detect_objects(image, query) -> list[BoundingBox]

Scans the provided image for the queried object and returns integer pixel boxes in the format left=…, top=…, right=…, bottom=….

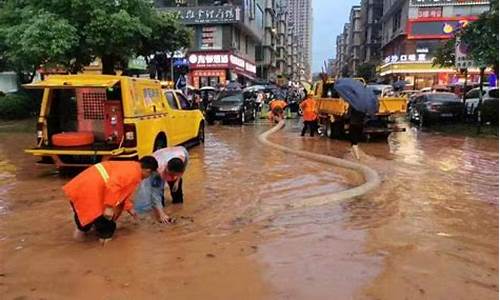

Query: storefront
left=187, top=51, right=256, bottom=89
left=378, top=59, right=487, bottom=90
left=378, top=36, right=492, bottom=89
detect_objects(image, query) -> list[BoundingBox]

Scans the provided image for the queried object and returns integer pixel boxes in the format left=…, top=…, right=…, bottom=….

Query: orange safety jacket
left=300, top=97, right=318, bottom=121
left=270, top=100, right=287, bottom=111
left=63, top=161, right=142, bottom=226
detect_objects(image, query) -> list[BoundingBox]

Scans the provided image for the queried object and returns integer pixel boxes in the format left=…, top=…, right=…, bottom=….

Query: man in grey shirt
left=133, top=146, right=189, bottom=223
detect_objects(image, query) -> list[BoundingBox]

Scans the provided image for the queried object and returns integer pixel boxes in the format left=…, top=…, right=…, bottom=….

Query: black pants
left=301, top=121, right=317, bottom=136
left=164, top=178, right=184, bottom=204
left=349, top=124, right=364, bottom=146
left=71, top=204, right=116, bottom=239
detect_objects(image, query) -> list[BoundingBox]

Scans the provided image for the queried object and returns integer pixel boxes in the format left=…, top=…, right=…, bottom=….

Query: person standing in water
left=300, top=92, right=318, bottom=137
left=348, top=106, right=366, bottom=160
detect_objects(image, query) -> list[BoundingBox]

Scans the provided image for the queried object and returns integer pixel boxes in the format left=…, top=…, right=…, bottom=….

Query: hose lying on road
left=258, top=120, right=381, bottom=208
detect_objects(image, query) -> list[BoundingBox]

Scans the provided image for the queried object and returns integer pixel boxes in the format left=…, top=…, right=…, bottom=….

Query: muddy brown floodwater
left=0, top=119, right=498, bottom=300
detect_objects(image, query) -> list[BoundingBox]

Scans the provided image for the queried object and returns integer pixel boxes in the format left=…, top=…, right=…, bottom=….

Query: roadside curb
left=258, top=120, right=382, bottom=208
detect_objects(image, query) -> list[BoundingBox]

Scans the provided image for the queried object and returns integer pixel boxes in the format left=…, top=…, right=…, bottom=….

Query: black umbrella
left=335, top=78, right=379, bottom=115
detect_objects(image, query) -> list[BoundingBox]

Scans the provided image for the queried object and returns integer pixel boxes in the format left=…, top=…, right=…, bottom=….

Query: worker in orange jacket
left=63, top=156, right=158, bottom=243
left=300, top=92, right=318, bottom=137
left=268, top=98, right=287, bottom=123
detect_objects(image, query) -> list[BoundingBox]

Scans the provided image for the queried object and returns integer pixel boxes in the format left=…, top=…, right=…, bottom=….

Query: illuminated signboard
left=161, top=6, right=242, bottom=25
left=407, top=17, right=477, bottom=39
left=188, top=51, right=256, bottom=76
left=410, top=0, right=490, bottom=6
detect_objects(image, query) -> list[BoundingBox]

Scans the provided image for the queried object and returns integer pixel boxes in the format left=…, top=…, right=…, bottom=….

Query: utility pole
left=476, top=67, right=485, bottom=134
left=461, top=68, right=468, bottom=103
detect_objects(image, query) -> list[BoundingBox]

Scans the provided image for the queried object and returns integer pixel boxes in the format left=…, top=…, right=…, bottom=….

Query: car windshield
left=429, top=94, right=459, bottom=102
left=219, top=93, right=244, bottom=102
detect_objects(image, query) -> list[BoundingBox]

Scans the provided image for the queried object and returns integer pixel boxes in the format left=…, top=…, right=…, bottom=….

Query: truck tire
left=197, top=122, right=205, bottom=144
left=153, top=134, right=167, bottom=151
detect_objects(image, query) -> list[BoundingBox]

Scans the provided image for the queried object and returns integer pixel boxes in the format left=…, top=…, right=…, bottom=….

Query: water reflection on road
left=0, top=119, right=497, bottom=299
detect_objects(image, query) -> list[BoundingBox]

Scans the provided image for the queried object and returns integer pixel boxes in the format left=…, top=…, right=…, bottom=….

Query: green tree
left=0, top=0, right=191, bottom=78
left=4, top=10, right=78, bottom=81
left=356, top=63, right=376, bottom=82
left=433, top=39, right=455, bottom=68
left=433, top=1, right=498, bottom=75
left=460, top=0, right=499, bottom=75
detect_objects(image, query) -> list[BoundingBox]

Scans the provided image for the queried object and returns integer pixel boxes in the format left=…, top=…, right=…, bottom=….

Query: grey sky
left=312, top=0, right=361, bottom=73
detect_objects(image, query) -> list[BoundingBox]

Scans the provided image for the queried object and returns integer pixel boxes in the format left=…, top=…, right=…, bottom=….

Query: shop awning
left=24, top=75, right=120, bottom=89
left=378, top=62, right=488, bottom=76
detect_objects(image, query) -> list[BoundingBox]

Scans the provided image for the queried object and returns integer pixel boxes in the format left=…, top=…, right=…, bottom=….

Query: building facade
left=334, top=23, right=351, bottom=78
left=360, top=0, right=384, bottom=65
left=256, top=0, right=277, bottom=81
left=379, top=0, right=490, bottom=89
left=286, top=0, right=313, bottom=80
left=347, top=6, right=363, bottom=76
left=156, top=0, right=262, bottom=88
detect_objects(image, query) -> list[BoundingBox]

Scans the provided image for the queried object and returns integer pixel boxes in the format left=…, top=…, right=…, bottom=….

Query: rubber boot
left=352, top=145, right=360, bottom=160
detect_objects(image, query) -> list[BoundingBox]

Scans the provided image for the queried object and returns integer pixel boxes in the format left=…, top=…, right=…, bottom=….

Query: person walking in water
left=300, top=92, right=318, bottom=137
left=348, top=106, right=366, bottom=160
left=134, top=146, right=189, bottom=224
left=63, top=157, right=158, bottom=243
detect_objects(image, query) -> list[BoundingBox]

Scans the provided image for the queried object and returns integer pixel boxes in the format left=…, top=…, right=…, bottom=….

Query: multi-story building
left=327, top=58, right=336, bottom=76
left=379, top=0, right=490, bottom=89
left=287, top=28, right=305, bottom=81
left=347, top=6, right=362, bottom=76
left=335, top=22, right=351, bottom=77
left=256, top=0, right=277, bottom=81
left=155, top=0, right=262, bottom=88
left=276, top=5, right=289, bottom=79
left=360, top=0, right=384, bottom=65
left=286, top=0, right=313, bottom=80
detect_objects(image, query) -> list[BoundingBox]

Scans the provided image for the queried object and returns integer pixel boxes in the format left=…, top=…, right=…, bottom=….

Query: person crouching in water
left=133, top=146, right=189, bottom=224
left=300, top=92, right=318, bottom=136
left=268, top=98, right=287, bottom=123
left=348, top=106, right=366, bottom=160
left=63, top=156, right=158, bottom=243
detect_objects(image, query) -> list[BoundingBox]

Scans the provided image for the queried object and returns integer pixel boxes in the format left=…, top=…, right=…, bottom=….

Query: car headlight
left=231, top=107, right=241, bottom=111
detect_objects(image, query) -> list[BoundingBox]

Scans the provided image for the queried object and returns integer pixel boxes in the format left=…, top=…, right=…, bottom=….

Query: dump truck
left=312, top=78, right=407, bottom=141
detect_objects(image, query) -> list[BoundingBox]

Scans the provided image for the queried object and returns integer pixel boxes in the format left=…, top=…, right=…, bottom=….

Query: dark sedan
left=206, top=92, right=256, bottom=125
left=409, top=92, right=464, bottom=126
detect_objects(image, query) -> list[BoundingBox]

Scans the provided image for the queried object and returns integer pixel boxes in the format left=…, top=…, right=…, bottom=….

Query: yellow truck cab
left=25, top=75, right=204, bottom=168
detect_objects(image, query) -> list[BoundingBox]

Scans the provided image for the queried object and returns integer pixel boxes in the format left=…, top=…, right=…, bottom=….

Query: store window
left=256, top=5, right=264, bottom=29
left=392, top=10, right=401, bottom=33
left=199, top=76, right=220, bottom=88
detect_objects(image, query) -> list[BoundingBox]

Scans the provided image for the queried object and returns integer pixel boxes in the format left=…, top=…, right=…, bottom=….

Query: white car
left=464, top=87, right=499, bottom=120
left=367, top=84, right=394, bottom=97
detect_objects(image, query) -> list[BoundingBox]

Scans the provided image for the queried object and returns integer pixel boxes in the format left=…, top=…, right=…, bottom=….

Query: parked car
left=409, top=92, right=464, bottom=126
left=206, top=92, right=256, bottom=125
left=199, top=86, right=217, bottom=110
left=464, top=87, right=499, bottom=123
left=24, top=75, right=205, bottom=169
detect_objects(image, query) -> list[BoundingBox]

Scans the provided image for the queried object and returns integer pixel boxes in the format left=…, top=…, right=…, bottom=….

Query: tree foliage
left=433, top=39, right=455, bottom=68
left=356, top=63, right=376, bottom=82
left=433, top=1, right=498, bottom=74
left=0, top=0, right=191, bottom=80
left=460, top=0, right=498, bottom=73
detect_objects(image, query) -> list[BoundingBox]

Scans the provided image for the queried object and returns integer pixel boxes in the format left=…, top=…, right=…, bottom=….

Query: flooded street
left=0, top=119, right=498, bottom=299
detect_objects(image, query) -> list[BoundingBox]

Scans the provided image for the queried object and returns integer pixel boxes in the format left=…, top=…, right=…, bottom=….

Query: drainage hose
left=258, top=120, right=381, bottom=207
